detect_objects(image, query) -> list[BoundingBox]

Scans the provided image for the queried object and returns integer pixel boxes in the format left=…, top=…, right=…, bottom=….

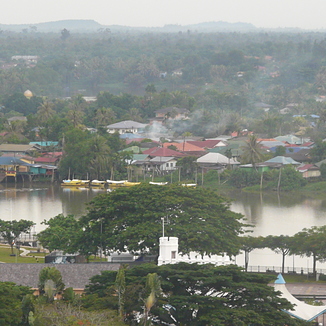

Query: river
left=1, top=184, right=326, bottom=272
left=229, top=190, right=326, bottom=273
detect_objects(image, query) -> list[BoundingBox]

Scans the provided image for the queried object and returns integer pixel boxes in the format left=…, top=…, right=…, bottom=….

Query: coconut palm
left=37, top=99, right=55, bottom=125
left=94, top=107, right=116, bottom=127
left=241, top=134, right=264, bottom=170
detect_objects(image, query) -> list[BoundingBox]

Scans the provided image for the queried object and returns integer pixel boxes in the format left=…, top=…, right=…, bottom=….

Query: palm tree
left=241, top=134, right=264, bottom=170
left=142, top=273, right=162, bottom=326
left=37, top=99, right=55, bottom=125
left=182, top=131, right=192, bottom=151
left=94, top=107, right=116, bottom=128
left=89, top=135, right=111, bottom=179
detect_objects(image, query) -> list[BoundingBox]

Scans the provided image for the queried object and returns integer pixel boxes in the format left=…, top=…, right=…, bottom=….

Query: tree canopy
left=84, top=263, right=309, bottom=326
left=0, top=282, right=32, bottom=326
left=79, top=184, right=246, bottom=257
left=0, top=219, right=35, bottom=255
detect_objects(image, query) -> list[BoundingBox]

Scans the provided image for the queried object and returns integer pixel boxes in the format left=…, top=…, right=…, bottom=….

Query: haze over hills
left=0, top=19, right=300, bottom=33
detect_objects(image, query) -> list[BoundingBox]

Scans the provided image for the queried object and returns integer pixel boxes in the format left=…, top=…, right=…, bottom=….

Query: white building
left=158, top=236, right=232, bottom=266
left=106, top=120, right=148, bottom=134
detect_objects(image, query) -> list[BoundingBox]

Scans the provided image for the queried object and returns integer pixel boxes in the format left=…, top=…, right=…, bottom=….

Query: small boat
left=107, top=180, right=128, bottom=188
left=124, top=181, right=141, bottom=187
left=61, top=179, right=82, bottom=187
left=90, top=180, right=107, bottom=188
left=181, top=183, right=197, bottom=187
left=80, top=180, right=90, bottom=186
left=149, top=182, right=168, bottom=185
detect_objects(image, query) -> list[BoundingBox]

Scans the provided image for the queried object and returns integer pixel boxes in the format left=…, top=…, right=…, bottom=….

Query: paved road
left=285, top=283, right=326, bottom=296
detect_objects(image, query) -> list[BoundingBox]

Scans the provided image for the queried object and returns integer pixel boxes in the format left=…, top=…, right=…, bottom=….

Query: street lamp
left=161, top=217, right=165, bottom=237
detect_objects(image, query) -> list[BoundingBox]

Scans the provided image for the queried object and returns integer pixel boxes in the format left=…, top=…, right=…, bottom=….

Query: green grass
left=300, top=181, right=326, bottom=192
left=0, top=245, right=45, bottom=263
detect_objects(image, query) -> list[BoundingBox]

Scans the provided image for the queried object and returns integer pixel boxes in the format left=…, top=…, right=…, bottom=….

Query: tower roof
left=274, top=273, right=286, bottom=284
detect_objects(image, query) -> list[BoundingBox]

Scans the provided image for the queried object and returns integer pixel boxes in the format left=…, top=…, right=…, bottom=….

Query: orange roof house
left=187, top=140, right=226, bottom=149
left=142, top=147, right=186, bottom=157
left=163, top=142, right=205, bottom=152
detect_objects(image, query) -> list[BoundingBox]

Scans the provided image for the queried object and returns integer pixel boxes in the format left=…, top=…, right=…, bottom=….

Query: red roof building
left=142, top=147, right=186, bottom=157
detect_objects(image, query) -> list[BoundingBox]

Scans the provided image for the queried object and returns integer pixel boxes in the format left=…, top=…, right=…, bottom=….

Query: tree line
left=0, top=263, right=311, bottom=325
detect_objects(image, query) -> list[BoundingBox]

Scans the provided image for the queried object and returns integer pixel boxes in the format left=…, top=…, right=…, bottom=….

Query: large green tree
left=84, top=263, right=308, bottom=326
left=80, top=184, right=246, bottom=257
left=292, top=226, right=326, bottom=276
left=37, top=214, right=82, bottom=253
left=263, top=235, right=294, bottom=274
left=0, top=219, right=35, bottom=255
left=240, top=236, right=264, bottom=272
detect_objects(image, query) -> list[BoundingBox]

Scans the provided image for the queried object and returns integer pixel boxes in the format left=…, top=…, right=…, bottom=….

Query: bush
left=228, top=169, right=261, bottom=188
left=265, top=166, right=306, bottom=191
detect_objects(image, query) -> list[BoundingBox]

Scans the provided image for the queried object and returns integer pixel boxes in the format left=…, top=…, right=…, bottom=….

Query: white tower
left=158, top=237, right=179, bottom=266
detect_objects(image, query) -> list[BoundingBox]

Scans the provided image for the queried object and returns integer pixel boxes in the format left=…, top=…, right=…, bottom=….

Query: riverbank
left=203, top=179, right=326, bottom=197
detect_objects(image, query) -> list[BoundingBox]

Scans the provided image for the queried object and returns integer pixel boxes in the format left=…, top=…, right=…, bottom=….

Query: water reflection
left=1, top=184, right=326, bottom=270
left=229, top=190, right=326, bottom=270
left=0, top=184, right=106, bottom=232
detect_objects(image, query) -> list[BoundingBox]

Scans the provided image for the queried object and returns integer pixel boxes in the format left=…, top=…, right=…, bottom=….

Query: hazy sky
left=1, top=0, right=325, bottom=30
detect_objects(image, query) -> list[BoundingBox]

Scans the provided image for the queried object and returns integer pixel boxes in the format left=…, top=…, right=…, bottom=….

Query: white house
left=148, top=156, right=177, bottom=171
left=158, top=236, right=232, bottom=266
left=106, top=120, right=148, bottom=134
left=196, top=152, right=239, bottom=166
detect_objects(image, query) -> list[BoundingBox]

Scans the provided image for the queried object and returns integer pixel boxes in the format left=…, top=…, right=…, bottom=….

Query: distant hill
left=0, top=20, right=309, bottom=34
left=0, top=19, right=258, bottom=34
left=0, top=20, right=103, bottom=33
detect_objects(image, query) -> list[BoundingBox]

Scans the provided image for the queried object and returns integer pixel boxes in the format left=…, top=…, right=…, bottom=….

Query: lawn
left=0, top=245, right=45, bottom=263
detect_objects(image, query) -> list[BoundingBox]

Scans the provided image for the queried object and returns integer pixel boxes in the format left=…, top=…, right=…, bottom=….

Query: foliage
left=37, top=214, right=82, bottom=254
left=0, top=281, right=32, bottom=326
left=228, top=168, right=261, bottom=188
left=240, top=236, right=264, bottom=272
left=59, top=128, right=117, bottom=180
left=176, top=156, right=198, bottom=179
left=240, top=135, right=265, bottom=168
left=115, top=267, right=126, bottom=319
left=33, top=301, right=125, bottom=326
left=38, top=267, right=65, bottom=298
left=319, top=163, right=326, bottom=180
left=84, top=263, right=309, bottom=326
left=0, top=219, right=35, bottom=254
left=267, top=166, right=307, bottom=191
left=310, top=140, right=326, bottom=162
left=79, top=184, right=246, bottom=257
left=263, top=235, right=294, bottom=274
left=292, top=226, right=326, bottom=275
left=274, top=146, right=286, bottom=157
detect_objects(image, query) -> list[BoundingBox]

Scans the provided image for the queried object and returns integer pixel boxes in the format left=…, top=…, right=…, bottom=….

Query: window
left=171, top=251, right=176, bottom=259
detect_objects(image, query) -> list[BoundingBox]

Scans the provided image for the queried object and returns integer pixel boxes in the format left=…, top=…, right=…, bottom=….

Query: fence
left=0, top=232, right=38, bottom=246
left=244, top=265, right=326, bottom=275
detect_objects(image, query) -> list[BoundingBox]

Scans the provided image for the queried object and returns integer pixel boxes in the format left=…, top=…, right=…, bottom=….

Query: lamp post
left=15, top=242, right=20, bottom=263
left=161, top=217, right=165, bottom=237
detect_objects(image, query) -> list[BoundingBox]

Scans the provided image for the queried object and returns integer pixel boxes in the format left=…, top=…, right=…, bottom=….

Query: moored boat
left=80, top=180, right=90, bottom=187
left=149, top=182, right=168, bottom=185
left=61, top=179, right=82, bottom=187
left=107, top=180, right=128, bottom=188
left=181, top=183, right=197, bottom=187
left=124, top=181, right=141, bottom=187
left=90, top=180, right=107, bottom=188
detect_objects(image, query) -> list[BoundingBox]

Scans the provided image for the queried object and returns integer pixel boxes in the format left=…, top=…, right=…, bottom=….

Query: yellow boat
left=90, top=180, right=107, bottom=188
left=124, top=181, right=141, bottom=187
left=61, top=179, right=82, bottom=187
left=107, top=180, right=128, bottom=188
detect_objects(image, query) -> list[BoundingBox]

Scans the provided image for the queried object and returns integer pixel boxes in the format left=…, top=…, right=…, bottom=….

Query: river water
left=2, top=184, right=326, bottom=272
